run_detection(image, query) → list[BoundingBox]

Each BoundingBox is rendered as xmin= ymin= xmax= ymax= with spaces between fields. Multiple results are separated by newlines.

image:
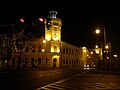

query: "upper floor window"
xmin=38 ymin=58 xmax=41 ymax=64
xmin=66 ymin=48 xmax=68 ymax=54
xmin=31 ymin=46 xmax=35 ymax=52
xmin=25 ymin=47 xmax=29 ymax=53
xmin=54 ymin=27 xmax=57 ymax=31
xmin=54 ymin=46 xmax=57 ymax=52
xmin=63 ymin=47 xmax=65 ymax=54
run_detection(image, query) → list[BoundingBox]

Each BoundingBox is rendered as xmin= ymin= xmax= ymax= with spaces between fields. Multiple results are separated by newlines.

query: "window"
xmin=66 ymin=48 xmax=68 ymax=54
xmin=35 ymin=59 xmax=37 ymax=63
xmin=53 ymin=22 xmax=59 ymax=26
xmin=72 ymin=49 xmax=73 ymax=55
xmin=31 ymin=46 xmax=35 ymax=52
xmin=63 ymin=59 xmax=65 ymax=64
xmin=69 ymin=49 xmax=71 ymax=55
xmin=25 ymin=58 xmax=28 ymax=63
xmin=66 ymin=58 xmax=68 ymax=64
xmin=38 ymin=58 xmax=41 ymax=64
xmin=25 ymin=47 xmax=29 ymax=53
xmin=54 ymin=27 xmax=57 ymax=31
xmin=63 ymin=47 xmax=65 ymax=54
xmin=46 ymin=58 xmax=48 ymax=64
xmin=31 ymin=58 xmax=34 ymax=63
xmin=54 ymin=46 xmax=57 ymax=52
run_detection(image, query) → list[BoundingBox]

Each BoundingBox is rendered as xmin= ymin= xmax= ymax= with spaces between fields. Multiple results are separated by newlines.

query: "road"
xmin=36 ymin=69 xmax=120 ymax=90
xmin=0 ymin=68 xmax=84 ymax=90
xmin=1 ymin=68 xmax=120 ymax=90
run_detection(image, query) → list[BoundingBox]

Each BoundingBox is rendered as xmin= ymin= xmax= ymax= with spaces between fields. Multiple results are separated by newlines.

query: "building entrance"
xmin=53 ymin=58 xmax=57 ymax=67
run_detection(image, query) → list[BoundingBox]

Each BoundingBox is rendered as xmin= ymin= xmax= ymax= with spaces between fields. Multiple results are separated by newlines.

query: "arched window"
xmin=54 ymin=46 xmax=57 ymax=52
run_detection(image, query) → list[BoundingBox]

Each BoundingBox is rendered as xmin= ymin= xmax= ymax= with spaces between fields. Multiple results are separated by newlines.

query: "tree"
xmin=0 ymin=25 xmax=31 ymax=69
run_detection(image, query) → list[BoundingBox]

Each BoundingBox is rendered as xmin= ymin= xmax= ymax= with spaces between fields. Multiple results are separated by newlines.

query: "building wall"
xmin=2 ymin=11 xmax=100 ymax=68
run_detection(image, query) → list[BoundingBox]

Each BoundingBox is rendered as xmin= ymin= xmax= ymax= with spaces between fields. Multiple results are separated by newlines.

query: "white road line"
xmin=35 ymin=70 xmax=88 ymax=90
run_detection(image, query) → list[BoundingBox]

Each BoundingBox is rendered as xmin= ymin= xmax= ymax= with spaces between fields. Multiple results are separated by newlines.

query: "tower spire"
xmin=49 ymin=11 xmax=58 ymax=19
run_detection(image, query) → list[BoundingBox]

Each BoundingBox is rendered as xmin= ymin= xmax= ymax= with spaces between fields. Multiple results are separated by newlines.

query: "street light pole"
xmin=109 ymin=43 xmax=112 ymax=71
xmin=95 ymin=24 xmax=107 ymax=61
xmin=102 ymin=24 xmax=106 ymax=61
xmin=103 ymin=24 xmax=106 ymax=48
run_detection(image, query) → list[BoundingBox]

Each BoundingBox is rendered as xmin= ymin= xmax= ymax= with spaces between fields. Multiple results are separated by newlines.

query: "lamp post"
xmin=106 ymin=43 xmax=112 ymax=71
xmin=95 ymin=24 xmax=107 ymax=61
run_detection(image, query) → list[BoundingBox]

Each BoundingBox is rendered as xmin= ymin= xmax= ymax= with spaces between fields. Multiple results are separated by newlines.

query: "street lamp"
xmin=95 ymin=24 xmax=107 ymax=61
xmin=105 ymin=43 xmax=112 ymax=71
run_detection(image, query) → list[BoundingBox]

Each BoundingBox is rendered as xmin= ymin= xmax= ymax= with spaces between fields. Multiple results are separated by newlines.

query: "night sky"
xmin=0 ymin=2 xmax=120 ymax=55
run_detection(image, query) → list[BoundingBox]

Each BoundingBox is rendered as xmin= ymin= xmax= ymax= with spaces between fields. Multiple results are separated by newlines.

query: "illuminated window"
xmin=54 ymin=27 xmax=57 ymax=31
xmin=54 ymin=46 xmax=57 ymax=52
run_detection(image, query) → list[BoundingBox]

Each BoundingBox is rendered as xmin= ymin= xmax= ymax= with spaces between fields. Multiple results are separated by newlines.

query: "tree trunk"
xmin=17 ymin=51 xmax=22 ymax=69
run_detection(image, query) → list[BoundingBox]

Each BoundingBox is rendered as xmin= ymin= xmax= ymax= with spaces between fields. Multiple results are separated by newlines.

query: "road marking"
xmin=56 ymin=70 xmax=88 ymax=83
xmin=35 ymin=70 xmax=88 ymax=90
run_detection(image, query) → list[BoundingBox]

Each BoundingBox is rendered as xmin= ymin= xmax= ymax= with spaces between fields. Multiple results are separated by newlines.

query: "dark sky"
xmin=0 ymin=2 xmax=120 ymax=54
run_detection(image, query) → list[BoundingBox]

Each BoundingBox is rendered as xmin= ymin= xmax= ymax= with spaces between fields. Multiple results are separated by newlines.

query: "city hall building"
xmin=0 ymin=11 xmax=100 ymax=68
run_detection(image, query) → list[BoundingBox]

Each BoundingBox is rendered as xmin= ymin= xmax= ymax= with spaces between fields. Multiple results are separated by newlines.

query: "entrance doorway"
xmin=53 ymin=58 xmax=57 ymax=68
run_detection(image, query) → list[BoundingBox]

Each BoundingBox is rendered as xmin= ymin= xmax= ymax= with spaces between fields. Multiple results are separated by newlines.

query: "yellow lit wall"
xmin=45 ymin=18 xmax=62 ymax=41
xmin=50 ymin=41 xmax=60 ymax=53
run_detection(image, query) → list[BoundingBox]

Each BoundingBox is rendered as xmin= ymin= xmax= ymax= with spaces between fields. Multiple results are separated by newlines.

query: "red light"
xmin=39 ymin=18 xmax=44 ymax=22
xmin=20 ymin=18 xmax=24 ymax=23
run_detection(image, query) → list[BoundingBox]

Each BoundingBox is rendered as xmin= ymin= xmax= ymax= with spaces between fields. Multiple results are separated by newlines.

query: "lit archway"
xmin=53 ymin=58 xmax=57 ymax=68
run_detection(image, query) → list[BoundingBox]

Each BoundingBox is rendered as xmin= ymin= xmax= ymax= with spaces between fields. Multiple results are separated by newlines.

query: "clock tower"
xmin=45 ymin=11 xmax=62 ymax=41
xmin=44 ymin=11 xmax=62 ymax=67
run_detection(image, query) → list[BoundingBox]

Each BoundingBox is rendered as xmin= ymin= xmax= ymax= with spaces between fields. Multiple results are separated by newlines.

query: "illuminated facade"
xmin=7 ymin=11 xmax=99 ymax=68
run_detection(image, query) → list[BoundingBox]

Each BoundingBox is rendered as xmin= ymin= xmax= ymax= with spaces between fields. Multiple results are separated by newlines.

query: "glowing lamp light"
xmin=95 ymin=29 xmax=100 ymax=34
xmin=39 ymin=18 xmax=44 ymax=22
xmin=95 ymin=45 xmax=98 ymax=48
xmin=42 ymin=49 xmax=45 ymax=52
xmin=107 ymin=57 xmax=109 ymax=59
xmin=114 ymin=54 xmax=117 ymax=57
xmin=105 ymin=45 xmax=109 ymax=49
xmin=91 ymin=52 xmax=93 ymax=54
xmin=43 ymin=40 xmax=46 ymax=43
xmin=20 ymin=18 xmax=24 ymax=23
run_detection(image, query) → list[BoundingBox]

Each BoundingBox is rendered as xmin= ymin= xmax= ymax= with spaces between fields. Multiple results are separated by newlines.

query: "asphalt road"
xmin=36 ymin=70 xmax=120 ymax=90
xmin=0 ymin=68 xmax=84 ymax=90
xmin=1 ymin=68 xmax=120 ymax=90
